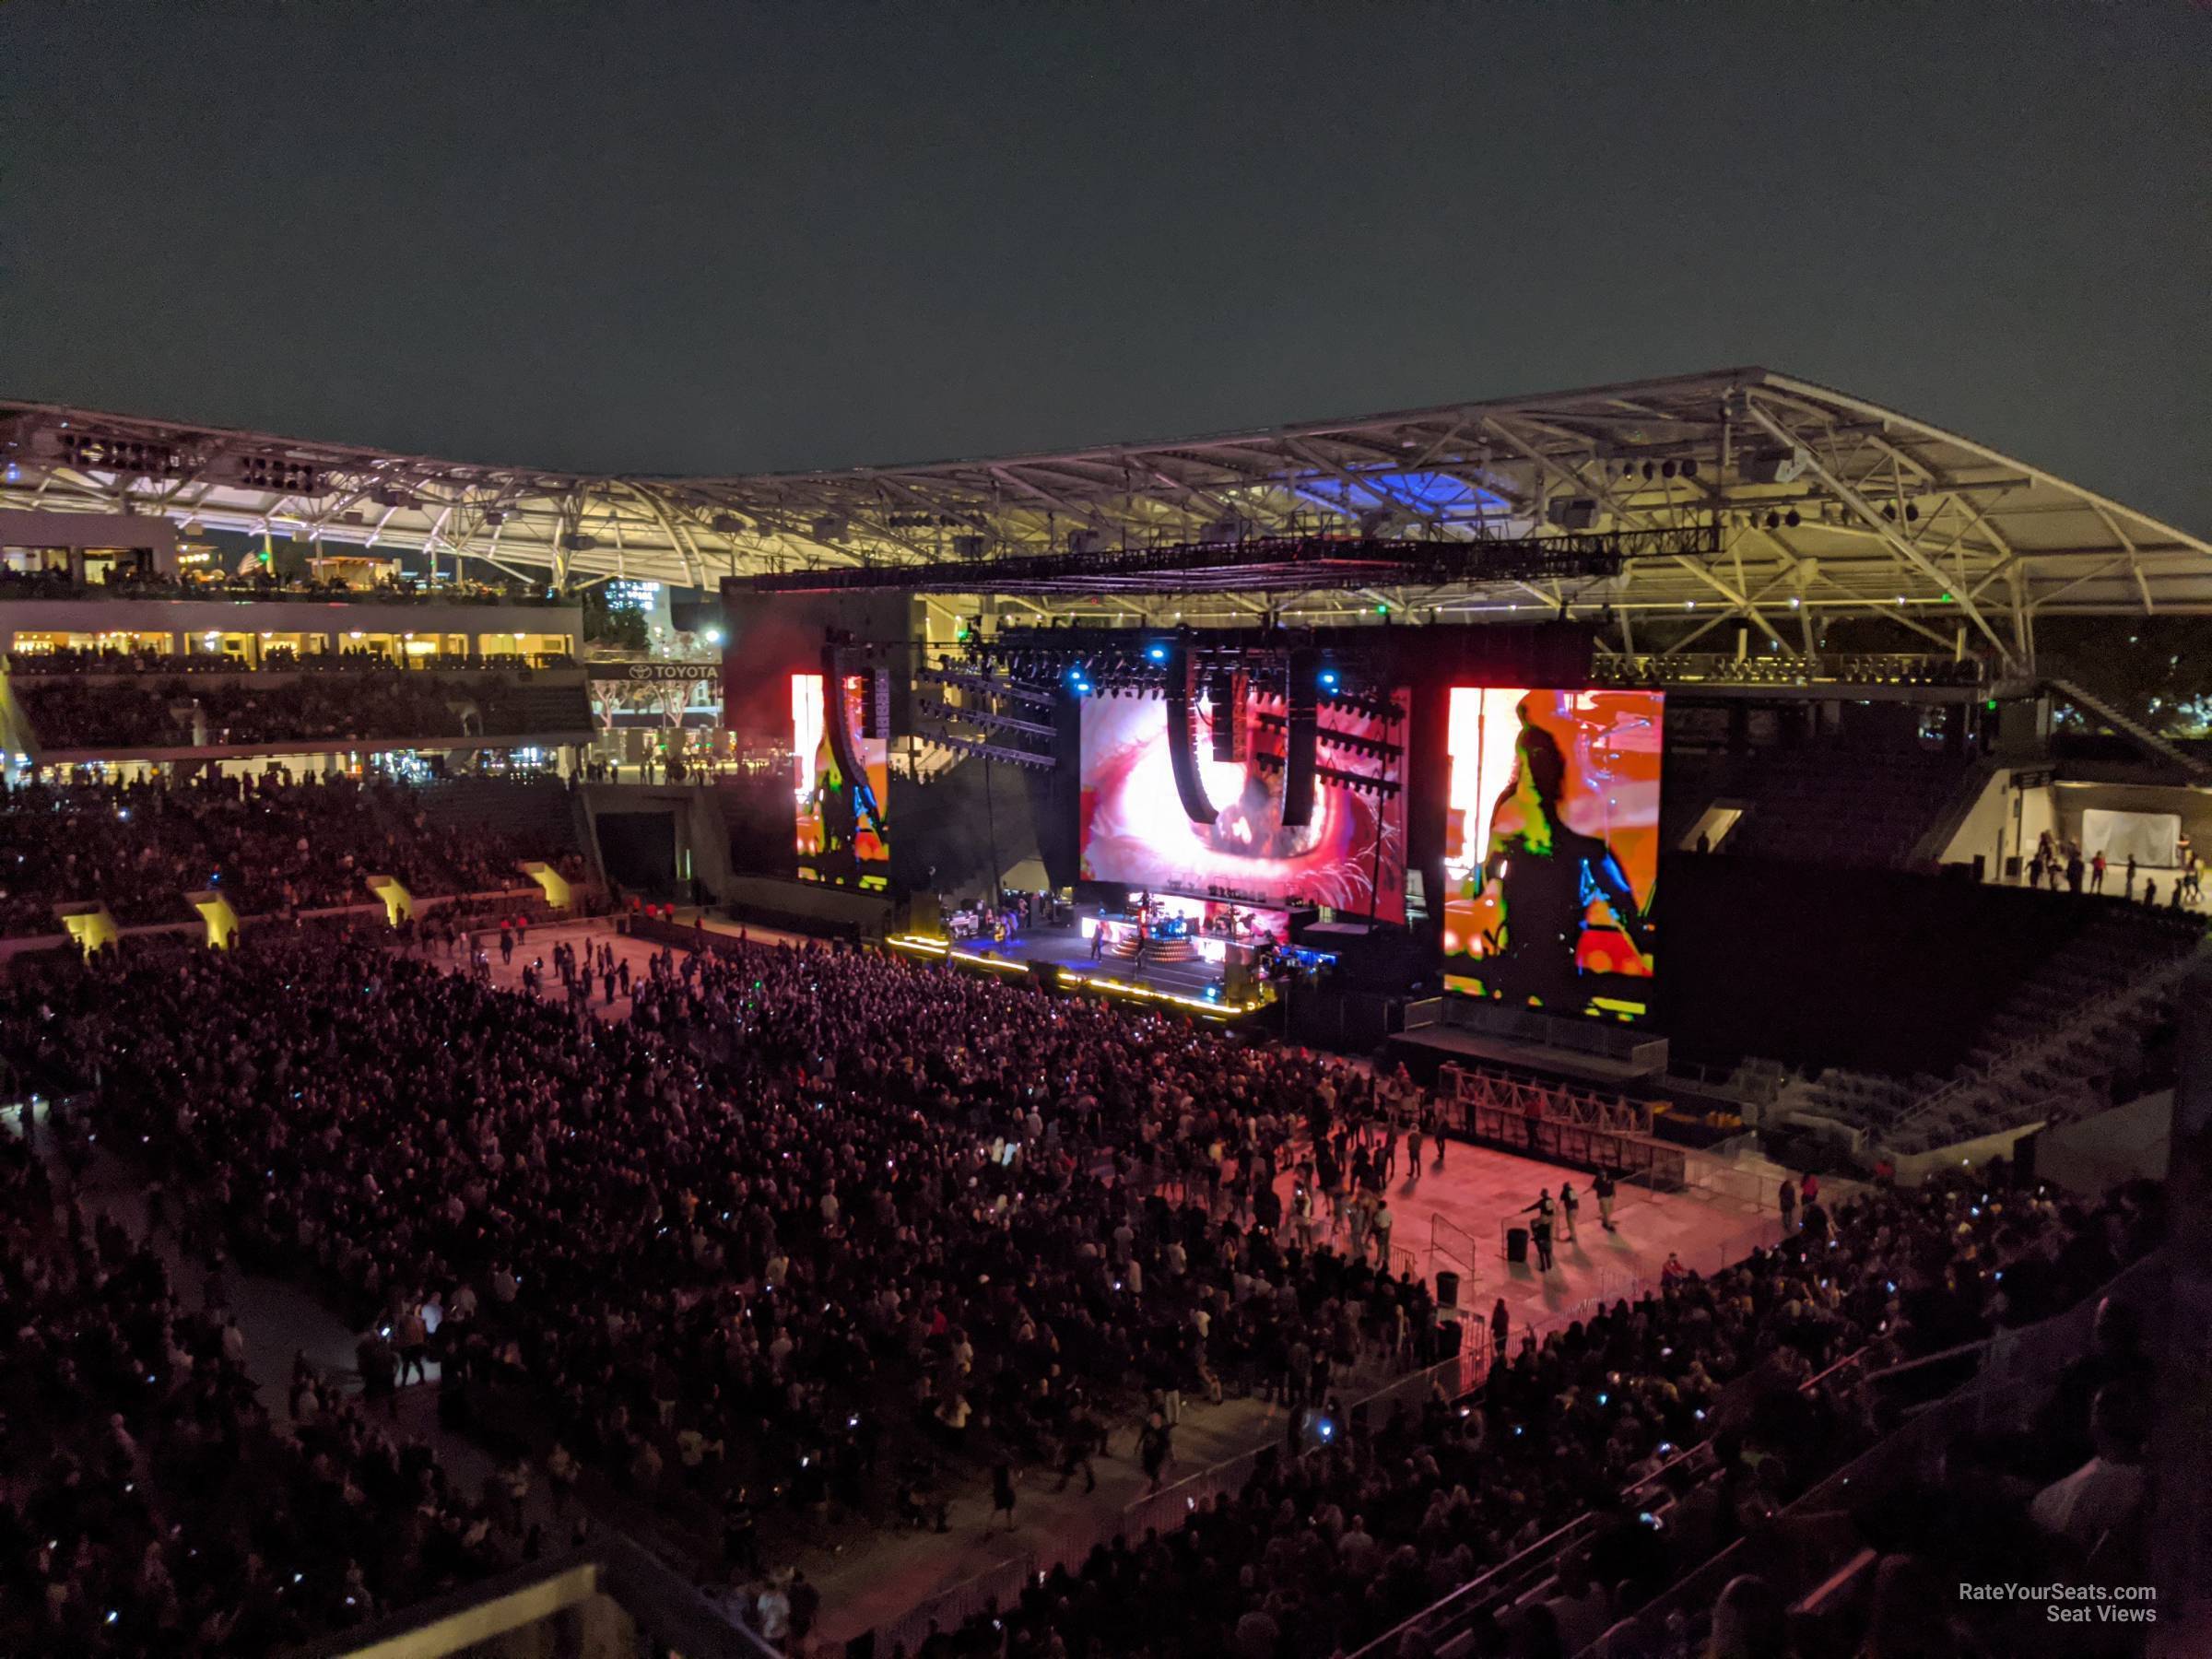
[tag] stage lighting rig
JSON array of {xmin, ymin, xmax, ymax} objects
[
  {"xmin": 918, "ymin": 664, "xmax": 1057, "ymax": 708},
  {"xmin": 1252, "ymin": 711, "xmax": 1404, "ymax": 766},
  {"xmin": 1248, "ymin": 750, "xmax": 1401, "ymax": 799},
  {"xmin": 1319, "ymin": 689, "xmax": 1406, "ymax": 727},
  {"xmin": 914, "ymin": 700, "xmax": 1055, "ymax": 739},
  {"xmin": 920, "ymin": 735, "xmax": 1056, "ymax": 770}
]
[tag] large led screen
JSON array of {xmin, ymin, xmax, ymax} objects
[
  {"xmin": 793, "ymin": 672, "xmax": 888, "ymax": 888},
  {"xmin": 1441, "ymin": 688, "xmax": 1664, "ymax": 1020},
  {"xmin": 1079, "ymin": 690, "xmax": 1407, "ymax": 924}
]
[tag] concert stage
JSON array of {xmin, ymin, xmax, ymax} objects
[{"xmin": 885, "ymin": 921, "xmax": 1316, "ymax": 1018}]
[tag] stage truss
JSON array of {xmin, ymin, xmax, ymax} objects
[{"xmin": 1437, "ymin": 1063, "xmax": 1654, "ymax": 1137}]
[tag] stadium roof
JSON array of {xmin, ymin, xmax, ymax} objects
[{"xmin": 5, "ymin": 368, "xmax": 2206, "ymax": 668}]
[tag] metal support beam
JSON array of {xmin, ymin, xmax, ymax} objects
[{"xmin": 1743, "ymin": 399, "xmax": 2018, "ymax": 671}]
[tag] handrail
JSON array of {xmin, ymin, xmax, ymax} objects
[
  {"xmin": 283, "ymin": 1535, "xmax": 779, "ymax": 1659},
  {"xmin": 1856, "ymin": 1332, "xmax": 2005, "ymax": 1384}
]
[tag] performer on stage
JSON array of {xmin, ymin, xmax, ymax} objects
[{"xmin": 1473, "ymin": 705, "xmax": 1652, "ymax": 1011}]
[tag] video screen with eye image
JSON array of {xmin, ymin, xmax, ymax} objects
[
  {"xmin": 1078, "ymin": 688, "xmax": 1407, "ymax": 924},
  {"xmin": 1441, "ymin": 687, "xmax": 1664, "ymax": 1020}
]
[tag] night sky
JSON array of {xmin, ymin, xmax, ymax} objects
[{"xmin": 5, "ymin": 4, "xmax": 2205, "ymax": 531}]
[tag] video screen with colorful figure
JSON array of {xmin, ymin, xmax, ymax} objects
[
  {"xmin": 1441, "ymin": 687, "xmax": 1664, "ymax": 1020},
  {"xmin": 793, "ymin": 671, "xmax": 888, "ymax": 887},
  {"xmin": 1079, "ymin": 689, "xmax": 1407, "ymax": 924}
]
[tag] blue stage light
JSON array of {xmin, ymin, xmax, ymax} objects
[
  {"xmin": 1146, "ymin": 643, "xmax": 1170, "ymax": 664},
  {"xmin": 1318, "ymin": 668, "xmax": 1340, "ymax": 690}
]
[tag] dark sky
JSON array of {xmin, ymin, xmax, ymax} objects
[{"xmin": 6, "ymin": 4, "xmax": 2206, "ymax": 530}]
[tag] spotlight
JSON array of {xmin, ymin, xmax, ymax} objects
[
  {"xmin": 1318, "ymin": 669, "xmax": 1340, "ymax": 691},
  {"xmin": 1146, "ymin": 643, "xmax": 1170, "ymax": 664}
]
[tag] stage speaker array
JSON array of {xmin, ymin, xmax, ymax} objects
[
  {"xmin": 859, "ymin": 664, "xmax": 890, "ymax": 739},
  {"xmin": 1281, "ymin": 648, "xmax": 1319, "ymax": 828},
  {"xmin": 818, "ymin": 644, "xmax": 888, "ymax": 838},
  {"xmin": 1164, "ymin": 644, "xmax": 1218, "ymax": 826},
  {"xmin": 1208, "ymin": 669, "xmax": 1249, "ymax": 762}
]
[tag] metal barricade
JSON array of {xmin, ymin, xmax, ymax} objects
[
  {"xmin": 872, "ymin": 1553, "xmax": 1039, "ymax": 1659},
  {"xmin": 1119, "ymin": 1442, "xmax": 1267, "ymax": 1540},
  {"xmin": 1120, "ymin": 1330, "xmax": 1495, "ymax": 1545}
]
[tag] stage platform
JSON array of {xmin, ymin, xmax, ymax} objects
[
  {"xmin": 888, "ymin": 922, "xmax": 1260, "ymax": 1016},
  {"xmin": 1389, "ymin": 1021, "xmax": 1660, "ymax": 1087},
  {"xmin": 1388, "ymin": 994, "xmax": 1670, "ymax": 1087}
]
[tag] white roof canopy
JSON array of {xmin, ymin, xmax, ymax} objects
[{"xmin": 5, "ymin": 368, "xmax": 2205, "ymax": 670}]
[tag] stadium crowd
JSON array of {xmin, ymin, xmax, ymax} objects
[
  {"xmin": 15, "ymin": 671, "xmax": 580, "ymax": 750},
  {"xmin": 5, "ymin": 933, "xmax": 1445, "ymax": 1592},
  {"xmin": 971, "ymin": 1170, "xmax": 2160, "ymax": 1659},
  {"xmin": 0, "ymin": 1111, "xmax": 503, "ymax": 1657},
  {"xmin": 0, "ymin": 775, "xmax": 572, "ymax": 934},
  {"xmin": 0, "ymin": 923, "xmax": 2166, "ymax": 1658}
]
